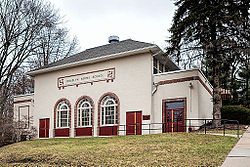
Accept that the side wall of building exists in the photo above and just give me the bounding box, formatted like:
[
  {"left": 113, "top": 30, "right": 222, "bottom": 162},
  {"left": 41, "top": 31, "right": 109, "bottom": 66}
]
[
  {"left": 197, "top": 71, "right": 213, "bottom": 120},
  {"left": 13, "top": 94, "right": 34, "bottom": 129},
  {"left": 152, "top": 69, "right": 213, "bottom": 133}
]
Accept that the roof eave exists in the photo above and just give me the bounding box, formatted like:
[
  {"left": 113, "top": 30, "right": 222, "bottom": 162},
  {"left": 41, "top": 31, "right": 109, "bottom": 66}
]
[{"left": 27, "top": 45, "right": 159, "bottom": 76}]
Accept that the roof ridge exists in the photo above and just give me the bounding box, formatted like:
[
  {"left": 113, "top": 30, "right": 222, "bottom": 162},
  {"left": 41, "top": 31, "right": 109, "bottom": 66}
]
[
  {"left": 126, "top": 39, "right": 156, "bottom": 46},
  {"left": 85, "top": 39, "right": 132, "bottom": 51}
]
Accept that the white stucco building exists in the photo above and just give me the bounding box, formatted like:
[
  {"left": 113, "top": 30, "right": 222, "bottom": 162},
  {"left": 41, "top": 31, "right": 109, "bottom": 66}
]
[{"left": 14, "top": 37, "right": 213, "bottom": 138}]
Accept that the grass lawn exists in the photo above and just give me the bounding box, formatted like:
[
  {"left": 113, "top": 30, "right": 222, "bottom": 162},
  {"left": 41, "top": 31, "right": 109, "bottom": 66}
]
[{"left": 0, "top": 133, "right": 238, "bottom": 166}]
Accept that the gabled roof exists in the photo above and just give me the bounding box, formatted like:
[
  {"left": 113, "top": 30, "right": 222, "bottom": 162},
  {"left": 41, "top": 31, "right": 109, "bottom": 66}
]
[
  {"left": 41, "top": 39, "right": 156, "bottom": 69},
  {"left": 28, "top": 39, "right": 158, "bottom": 76}
]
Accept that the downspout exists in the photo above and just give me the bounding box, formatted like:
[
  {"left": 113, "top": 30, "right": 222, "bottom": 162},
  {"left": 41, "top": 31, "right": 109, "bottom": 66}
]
[
  {"left": 151, "top": 81, "right": 159, "bottom": 130},
  {"left": 151, "top": 50, "right": 161, "bottom": 96},
  {"left": 150, "top": 50, "right": 161, "bottom": 132},
  {"left": 152, "top": 82, "right": 159, "bottom": 95}
]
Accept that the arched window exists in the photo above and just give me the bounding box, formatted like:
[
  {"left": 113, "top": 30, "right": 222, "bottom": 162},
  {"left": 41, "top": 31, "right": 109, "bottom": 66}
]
[
  {"left": 77, "top": 98, "right": 93, "bottom": 127},
  {"left": 101, "top": 95, "right": 118, "bottom": 125},
  {"left": 56, "top": 100, "right": 70, "bottom": 128}
]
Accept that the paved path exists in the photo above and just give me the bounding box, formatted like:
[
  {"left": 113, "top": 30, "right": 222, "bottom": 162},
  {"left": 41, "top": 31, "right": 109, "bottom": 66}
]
[
  {"left": 198, "top": 132, "right": 242, "bottom": 138},
  {"left": 222, "top": 127, "right": 250, "bottom": 167}
]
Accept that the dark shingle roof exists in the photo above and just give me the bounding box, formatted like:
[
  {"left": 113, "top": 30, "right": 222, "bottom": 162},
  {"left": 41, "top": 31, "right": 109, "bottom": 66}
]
[{"left": 41, "top": 39, "right": 156, "bottom": 70}]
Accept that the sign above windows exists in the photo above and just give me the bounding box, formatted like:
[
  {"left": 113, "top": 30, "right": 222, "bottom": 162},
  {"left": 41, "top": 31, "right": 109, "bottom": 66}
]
[{"left": 57, "top": 68, "right": 115, "bottom": 89}]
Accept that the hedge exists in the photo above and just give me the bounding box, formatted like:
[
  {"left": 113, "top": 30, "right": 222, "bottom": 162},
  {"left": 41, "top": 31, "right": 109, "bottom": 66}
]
[{"left": 221, "top": 105, "right": 250, "bottom": 125}]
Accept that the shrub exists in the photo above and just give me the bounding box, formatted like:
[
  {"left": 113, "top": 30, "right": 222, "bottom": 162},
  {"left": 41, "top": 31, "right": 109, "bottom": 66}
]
[
  {"left": 221, "top": 105, "right": 250, "bottom": 125},
  {"left": 0, "top": 115, "right": 37, "bottom": 147}
]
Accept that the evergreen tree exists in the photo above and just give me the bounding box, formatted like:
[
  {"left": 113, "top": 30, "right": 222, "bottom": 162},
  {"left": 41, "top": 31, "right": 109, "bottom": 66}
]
[
  {"left": 238, "top": 54, "right": 250, "bottom": 107},
  {"left": 167, "top": 0, "right": 250, "bottom": 126}
]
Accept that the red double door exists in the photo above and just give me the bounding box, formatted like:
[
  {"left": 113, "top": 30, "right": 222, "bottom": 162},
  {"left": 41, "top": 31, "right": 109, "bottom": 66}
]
[
  {"left": 39, "top": 118, "right": 50, "bottom": 138},
  {"left": 163, "top": 101, "right": 185, "bottom": 132},
  {"left": 126, "top": 111, "right": 142, "bottom": 135}
]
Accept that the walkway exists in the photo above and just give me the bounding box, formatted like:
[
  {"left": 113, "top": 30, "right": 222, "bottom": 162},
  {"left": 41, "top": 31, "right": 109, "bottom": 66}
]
[
  {"left": 222, "top": 127, "right": 250, "bottom": 167},
  {"left": 197, "top": 132, "right": 241, "bottom": 138}
]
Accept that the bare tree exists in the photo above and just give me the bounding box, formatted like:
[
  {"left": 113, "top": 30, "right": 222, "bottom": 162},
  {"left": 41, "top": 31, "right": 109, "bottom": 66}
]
[
  {"left": 12, "top": 68, "right": 34, "bottom": 95},
  {"left": 27, "top": 5, "right": 79, "bottom": 69},
  {"left": 0, "top": 0, "right": 50, "bottom": 116},
  {"left": 0, "top": 0, "right": 79, "bottom": 118},
  {"left": 0, "top": 114, "right": 37, "bottom": 146},
  {"left": 0, "top": 0, "right": 79, "bottom": 145}
]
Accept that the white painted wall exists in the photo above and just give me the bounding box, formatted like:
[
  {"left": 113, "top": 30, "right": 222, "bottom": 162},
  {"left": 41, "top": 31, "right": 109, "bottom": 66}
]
[
  {"left": 152, "top": 69, "right": 213, "bottom": 133},
  {"left": 13, "top": 94, "right": 34, "bottom": 128},
  {"left": 197, "top": 71, "right": 213, "bottom": 120},
  {"left": 33, "top": 52, "right": 152, "bottom": 137}
]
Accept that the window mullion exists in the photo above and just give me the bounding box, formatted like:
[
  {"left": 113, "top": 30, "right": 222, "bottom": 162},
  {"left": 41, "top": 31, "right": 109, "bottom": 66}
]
[
  {"left": 77, "top": 108, "right": 79, "bottom": 127},
  {"left": 60, "top": 110, "right": 62, "bottom": 128},
  {"left": 83, "top": 108, "right": 85, "bottom": 127},
  {"left": 104, "top": 107, "right": 106, "bottom": 125},
  {"left": 67, "top": 109, "right": 69, "bottom": 127},
  {"left": 80, "top": 107, "right": 82, "bottom": 127},
  {"left": 89, "top": 107, "right": 91, "bottom": 126},
  {"left": 114, "top": 105, "right": 116, "bottom": 125},
  {"left": 102, "top": 107, "right": 104, "bottom": 125},
  {"left": 78, "top": 108, "right": 79, "bottom": 127},
  {"left": 59, "top": 110, "right": 61, "bottom": 128}
]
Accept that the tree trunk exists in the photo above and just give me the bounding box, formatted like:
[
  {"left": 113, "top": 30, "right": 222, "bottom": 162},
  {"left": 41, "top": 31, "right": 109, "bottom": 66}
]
[
  {"left": 213, "top": 63, "right": 222, "bottom": 127},
  {"left": 245, "top": 56, "right": 249, "bottom": 107}
]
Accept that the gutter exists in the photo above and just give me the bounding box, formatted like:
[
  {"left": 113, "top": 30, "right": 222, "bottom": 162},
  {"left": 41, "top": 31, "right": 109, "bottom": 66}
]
[
  {"left": 153, "top": 68, "right": 213, "bottom": 90},
  {"left": 13, "top": 93, "right": 34, "bottom": 98},
  {"left": 151, "top": 50, "right": 162, "bottom": 57}
]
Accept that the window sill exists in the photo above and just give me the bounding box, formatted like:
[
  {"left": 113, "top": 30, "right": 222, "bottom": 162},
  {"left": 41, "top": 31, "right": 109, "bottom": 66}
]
[
  {"left": 55, "top": 127, "right": 70, "bottom": 129},
  {"left": 100, "top": 124, "right": 118, "bottom": 127},
  {"left": 76, "top": 126, "right": 92, "bottom": 128}
]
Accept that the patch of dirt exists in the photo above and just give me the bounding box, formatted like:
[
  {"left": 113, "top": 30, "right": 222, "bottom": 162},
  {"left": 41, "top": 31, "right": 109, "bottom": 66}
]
[{"left": 7, "top": 157, "right": 38, "bottom": 163}]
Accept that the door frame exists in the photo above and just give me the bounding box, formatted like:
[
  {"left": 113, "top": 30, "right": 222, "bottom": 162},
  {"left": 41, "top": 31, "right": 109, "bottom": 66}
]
[
  {"left": 162, "top": 98, "right": 187, "bottom": 132},
  {"left": 126, "top": 111, "right": 142, "bottom": 135},
  {"left": 39, "top": 118, "right": 50, "bottom": 138}
]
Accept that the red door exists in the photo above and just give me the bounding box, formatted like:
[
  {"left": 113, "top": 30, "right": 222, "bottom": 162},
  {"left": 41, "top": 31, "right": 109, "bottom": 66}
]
[
  {"left": 126, "top": 111, "right": 142, "bottom": 135},
  {"left": 163, "top": 101, "right": 185, "bottom": 132},
  {"left": 39, "top": 118, "right": 49, "bottom": 138}
]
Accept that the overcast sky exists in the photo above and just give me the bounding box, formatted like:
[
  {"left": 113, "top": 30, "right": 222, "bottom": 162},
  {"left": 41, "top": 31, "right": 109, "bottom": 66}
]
[{"left": 47, "top": 0, "right": 176, "bottom": 51}]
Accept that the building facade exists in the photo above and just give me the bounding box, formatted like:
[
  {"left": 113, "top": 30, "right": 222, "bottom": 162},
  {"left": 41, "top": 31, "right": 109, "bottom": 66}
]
[{"left": 13, "top": 38, "right": 213, "bottom": 138}]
